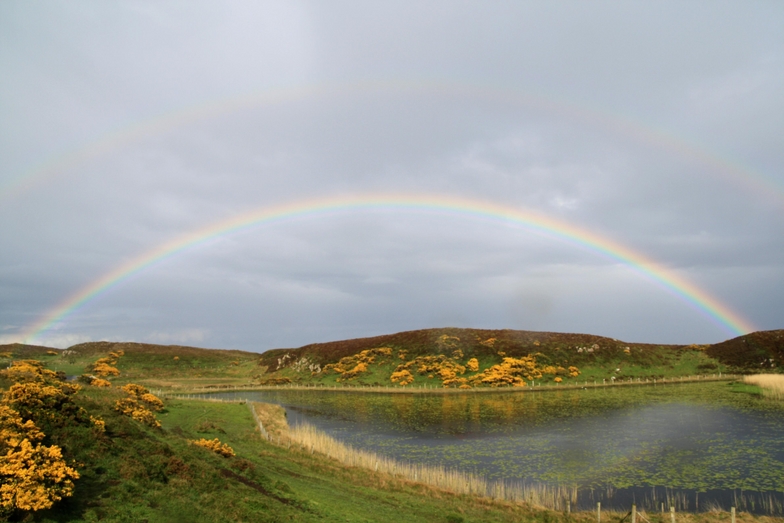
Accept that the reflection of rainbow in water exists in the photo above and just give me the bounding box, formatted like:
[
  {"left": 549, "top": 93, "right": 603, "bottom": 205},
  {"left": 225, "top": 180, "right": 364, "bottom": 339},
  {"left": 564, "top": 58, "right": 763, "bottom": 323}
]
[
  {"left": 2, "top": 80, "right": 783, "bottom": 209},
  {"left": 20, "top": 193, "right": 755, "bottom": 344}
]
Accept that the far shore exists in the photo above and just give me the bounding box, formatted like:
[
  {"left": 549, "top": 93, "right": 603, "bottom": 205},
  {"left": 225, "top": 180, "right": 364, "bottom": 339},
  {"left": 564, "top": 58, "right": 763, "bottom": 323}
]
[{"left": 162, "top": 373, "right": 736, "bottom": 396}]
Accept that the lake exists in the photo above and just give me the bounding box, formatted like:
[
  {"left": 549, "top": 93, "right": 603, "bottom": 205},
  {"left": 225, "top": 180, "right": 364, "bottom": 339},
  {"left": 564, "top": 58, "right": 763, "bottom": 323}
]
[{"left": 211, "top": 382, "right": 784, "bottom": 513}]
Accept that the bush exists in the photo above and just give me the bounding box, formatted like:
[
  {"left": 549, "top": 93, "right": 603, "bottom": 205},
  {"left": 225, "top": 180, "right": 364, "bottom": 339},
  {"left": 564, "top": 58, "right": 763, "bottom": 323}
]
[{"left": 191, "top": 438, "right": 235, "bottom": 458}]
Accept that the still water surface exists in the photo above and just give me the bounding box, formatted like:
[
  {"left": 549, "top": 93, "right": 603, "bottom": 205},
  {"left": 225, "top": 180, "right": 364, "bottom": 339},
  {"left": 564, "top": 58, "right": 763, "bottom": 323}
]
[{"left": 214, "top": 382, "right": 784, "bottom": 512}]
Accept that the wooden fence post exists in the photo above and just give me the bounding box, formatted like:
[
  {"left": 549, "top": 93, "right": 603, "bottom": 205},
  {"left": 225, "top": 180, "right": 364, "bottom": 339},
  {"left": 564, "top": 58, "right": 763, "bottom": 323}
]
[
  {"left": 670, "top": 506, "right": 675, "bottom": 523},
  {"left": 631, "top": 504, "right": 636, "bottom": 523},
  {"left": 731, "top": 507, "right": 736, "bottom": 523},
  {"left": 597, "top": 502, "right": 601, "bottom": 522}
]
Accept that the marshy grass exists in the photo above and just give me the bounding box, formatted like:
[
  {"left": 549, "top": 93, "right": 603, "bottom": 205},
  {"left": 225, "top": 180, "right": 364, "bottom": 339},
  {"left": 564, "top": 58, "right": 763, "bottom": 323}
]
[
  {"left": 743, "top": 374, "right": 784, "bottom": 400},
  {"left": 254, "top": 397, "right": 784, "bottom": 517},
  {"left": 286, "top": 421, "right": 577, "bottom": 510}
]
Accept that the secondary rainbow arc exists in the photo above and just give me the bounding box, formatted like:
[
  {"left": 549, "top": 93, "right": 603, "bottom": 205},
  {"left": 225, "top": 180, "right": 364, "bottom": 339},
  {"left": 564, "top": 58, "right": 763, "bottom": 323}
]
[
  {"left": 21, "top": 193, "right": 755, "bottom": 344},
  {"left": 3, "top": 80, "right": 782, "bottom": 210}
]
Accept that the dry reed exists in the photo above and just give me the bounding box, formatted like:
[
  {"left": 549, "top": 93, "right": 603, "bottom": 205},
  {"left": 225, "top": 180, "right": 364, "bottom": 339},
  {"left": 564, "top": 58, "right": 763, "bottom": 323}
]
[{"left": 743, "top": 374, "right": 784, "bottom": 400}]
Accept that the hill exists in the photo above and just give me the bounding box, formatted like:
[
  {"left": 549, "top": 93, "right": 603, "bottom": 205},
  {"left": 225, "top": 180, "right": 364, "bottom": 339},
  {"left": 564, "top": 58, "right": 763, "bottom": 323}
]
[
  {"left": 256, "top": 327, "right": 728, "bottom": 389},
  {"left": 0, "top": 341, "right": 264, "bottom": 391},
  {"left": 707, "top": 329, "right": 784, "bottom": 370},
  {"left": 4, "top": 327, "right": 782, "bottom": 391}
]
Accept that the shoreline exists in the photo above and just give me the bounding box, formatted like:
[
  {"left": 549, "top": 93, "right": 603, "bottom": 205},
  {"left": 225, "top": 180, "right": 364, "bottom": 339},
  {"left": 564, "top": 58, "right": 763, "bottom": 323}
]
[{"left": 163, "top": 373, "right": 737, "bottom": 396}]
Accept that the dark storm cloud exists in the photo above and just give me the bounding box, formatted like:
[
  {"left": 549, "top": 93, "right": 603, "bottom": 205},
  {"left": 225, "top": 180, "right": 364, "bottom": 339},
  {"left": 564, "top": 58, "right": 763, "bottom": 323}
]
[{"left": 1, "top": 1, "right": 782, "bottom": 350}]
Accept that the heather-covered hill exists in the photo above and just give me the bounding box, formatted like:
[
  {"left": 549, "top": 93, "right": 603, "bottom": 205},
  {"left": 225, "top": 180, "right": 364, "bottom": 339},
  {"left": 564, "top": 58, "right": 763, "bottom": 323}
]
[
  {"left": 258, "top": 327, "right": 683, "bottom": 370},
  {"left": 0, "top": 342, "right": 63, "bottom": 358},
  {"left": 707, "top": 329, "right": 784, "bottom": 371},
  {"left": 256, "top": 327, "right": 720, "bottom": 388}
]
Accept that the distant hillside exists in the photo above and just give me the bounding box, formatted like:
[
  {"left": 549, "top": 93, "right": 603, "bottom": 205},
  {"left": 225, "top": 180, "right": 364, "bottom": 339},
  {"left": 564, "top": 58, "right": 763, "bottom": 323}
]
[
  {"left": 4, "top": 327, "right": 781, "bottom": 390},
  {"left": 258, "top": 327, "right": 683, "bottom": 370},
  {"left": 0, "top": 342, "right": 62, "bottom": 358},
  {"left": 707, "top": 329, "right": 784, "bottom": 371},
  {"left": 255, "top": 327, "right": 719, "bottom": 388},
  {"left": 1, "top": 341, "right": 265, "bottom": 390}
]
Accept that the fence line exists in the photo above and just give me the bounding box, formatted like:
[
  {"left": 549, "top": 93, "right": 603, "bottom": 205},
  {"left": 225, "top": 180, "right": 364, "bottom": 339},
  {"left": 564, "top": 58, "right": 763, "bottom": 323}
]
[{"left": 247, "top": 402, "right": 270, "bottom": 441}]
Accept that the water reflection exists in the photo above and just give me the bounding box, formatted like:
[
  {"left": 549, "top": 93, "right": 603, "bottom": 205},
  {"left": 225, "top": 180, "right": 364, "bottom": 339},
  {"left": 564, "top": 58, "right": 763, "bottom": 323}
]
[{"left": 212, "top": 383, "right": 784, "bottom": 512}]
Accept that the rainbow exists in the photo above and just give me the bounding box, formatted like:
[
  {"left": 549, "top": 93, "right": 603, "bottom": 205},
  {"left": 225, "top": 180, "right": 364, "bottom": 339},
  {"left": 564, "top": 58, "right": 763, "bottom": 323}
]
[
  {"left": 21, "top": 193, "right": 755, "bottom": 344},
  {"left": 3, "top": 80, "right": 783, "bottom": 209}
]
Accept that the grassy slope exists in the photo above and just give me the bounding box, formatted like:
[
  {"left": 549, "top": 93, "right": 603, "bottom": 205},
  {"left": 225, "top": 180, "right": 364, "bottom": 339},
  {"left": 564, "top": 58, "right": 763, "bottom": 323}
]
[{"left": 0, "top": 342, "right": 263, "bottom": 390}]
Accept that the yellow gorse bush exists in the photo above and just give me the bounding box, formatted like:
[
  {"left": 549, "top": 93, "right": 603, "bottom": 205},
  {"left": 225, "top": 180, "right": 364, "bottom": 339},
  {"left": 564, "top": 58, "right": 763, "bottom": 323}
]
[
  {"left": 391, "top": 355, "right": 468, "bottom": 387},
  {"left": 114, "top": 384, "right": 164, "bottom": 428},
  {"left": 89, "top": 416, "right": 106, "bottom": 433},
  {"left": 0, "top": 435, "right": 79, "bottom": 512},
  {"left": 390, "top": 369, "right": 414, "bottom": 386},
  {"left": 1, "top": 361, "right": 60, "bottom": 385},
  {"left": 114, "top": 398, "right": 161, "bottom": 428},
  {"left": 91, "top": 363, "right": 119, "bottom": 377},
  {"left": 191, "top": 438, "right": 235, "bottom": 458},
  {"left": 3, "top": 382, "right": 75, "bottom": 420},
  {"left": 0, "top": 367, "right": 80, "bottom": 513},
  {"left": 90, "top": 352, "right": 122, "bottom": 378},
  {"left": 80, "top": 350, "right": 125, "bottom": 386},
  {"left": 323, "top": 348, "right": 393, "bottom": 381},
  {"left": 1, "top": 362, "right": 84, "bottom": 427},
  {"left": 469, "top": 356, "right": 540, "bottom": 387},
  {"left": 468, "top": 355, "right": 580, "bottom": 386}
]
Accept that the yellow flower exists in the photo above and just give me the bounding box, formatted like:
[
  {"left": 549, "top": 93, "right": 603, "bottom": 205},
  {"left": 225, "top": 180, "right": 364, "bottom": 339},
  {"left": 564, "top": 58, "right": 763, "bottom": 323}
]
[
  {"left": 191, "top": 438, "right": 235, "bottom": 457},
  {"left": 0, "top": 405, "right": 79, "bottom": 512}
]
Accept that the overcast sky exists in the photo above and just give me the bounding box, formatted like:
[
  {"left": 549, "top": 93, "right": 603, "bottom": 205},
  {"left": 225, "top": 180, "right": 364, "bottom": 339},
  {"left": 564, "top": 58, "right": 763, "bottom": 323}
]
[{"left": 1, "top": 1, "right": 782, "bottom": 351}]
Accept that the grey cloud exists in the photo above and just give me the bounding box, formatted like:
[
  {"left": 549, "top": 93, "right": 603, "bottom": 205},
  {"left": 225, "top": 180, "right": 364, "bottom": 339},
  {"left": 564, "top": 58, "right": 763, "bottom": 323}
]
[{"left": 1, "top": 1, "right": 782, "bottom": 350}]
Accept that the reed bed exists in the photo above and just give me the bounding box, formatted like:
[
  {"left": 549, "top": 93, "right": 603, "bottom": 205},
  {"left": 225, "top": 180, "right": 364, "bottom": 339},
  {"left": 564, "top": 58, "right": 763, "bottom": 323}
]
[
  {"left": 287, "top": 422, "right": 577, "bottom": 510},
  {"left": 743, "top": 374, "right": 784, "bottom": 400}
]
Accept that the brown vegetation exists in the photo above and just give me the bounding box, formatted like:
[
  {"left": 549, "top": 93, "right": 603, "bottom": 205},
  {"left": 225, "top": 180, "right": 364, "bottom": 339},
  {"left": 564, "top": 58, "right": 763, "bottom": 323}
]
[
  {"left": 744, "top": 374, "right": 784, "bottom": 400},
  {"left": 708, "top": 329, "right": 784, "bottom": 370}
]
